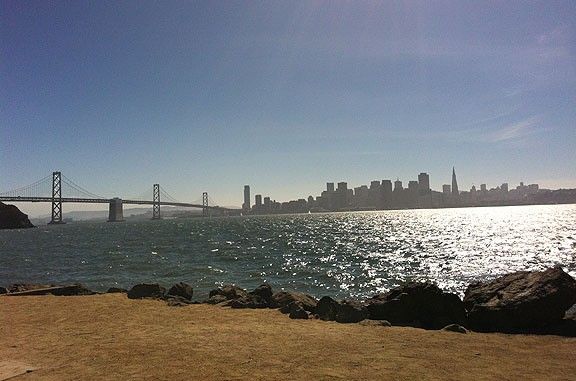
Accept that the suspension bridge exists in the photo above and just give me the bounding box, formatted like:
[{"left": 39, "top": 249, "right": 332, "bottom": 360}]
[{"left": 0, "top": 172, "right": 237, "bottom": 224}]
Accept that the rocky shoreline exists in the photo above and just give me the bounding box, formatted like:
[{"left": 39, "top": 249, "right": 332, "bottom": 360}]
[{"left": 2, "top": 266, "right": 575, "bottom": 337}]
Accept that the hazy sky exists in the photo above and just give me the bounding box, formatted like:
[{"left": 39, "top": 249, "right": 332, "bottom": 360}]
[{"left": 2, "top": 1, "right": 575, "bottom": 215}]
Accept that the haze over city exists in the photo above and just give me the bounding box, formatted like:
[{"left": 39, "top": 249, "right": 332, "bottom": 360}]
[{"left": 2, "top": 1, "right": 575, "bottom": 217}]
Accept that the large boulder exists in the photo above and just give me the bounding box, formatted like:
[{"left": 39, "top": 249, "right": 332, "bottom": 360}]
[
  {"left": 463, "top": 266, "right": 576, "bottom": 333},
  {"left": 287, "top": 302, "right": 311, "bottom": 319},
  {"left": 0, "top": 202, "right": 34, "bottom": 229},
  {"left": 272, "top": 291, "right": 317, "bottom": 313},
  {"left": 250, "top": 284, "right": 274, "bottom": 304},
  {"left": 365, "top": 282, "right": 466, "bottom": 329},
  {"left": 336, "top": 300, "right": 369, "bottom": 323},
  {"left": 127, "top": 283, "right": 166, "bottom": 299},
  {"left": 167, "top": 282, "right": 193, "bottom": 300},
  {"left": 316, "top": 297, "right": 368, "bottom": 323},
  {"left": 315, "top": 296, "right": 339, "bottom": 321}
]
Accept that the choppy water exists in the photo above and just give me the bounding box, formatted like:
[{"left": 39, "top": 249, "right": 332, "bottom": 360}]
[{"left": 1, "top": 205, "right": 575, "bottom": 299}]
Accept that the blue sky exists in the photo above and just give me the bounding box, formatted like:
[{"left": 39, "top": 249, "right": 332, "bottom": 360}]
[{"left": 1, "top": 1, "right": 575, "bottom": 215}]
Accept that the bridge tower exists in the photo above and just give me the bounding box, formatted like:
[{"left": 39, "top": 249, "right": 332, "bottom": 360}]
[
  {"left": 152, "top": 184, "right": 161, "bottom": 220},
  {"left": 48, "top": 171, "right": 64, "bottom": 225},
  {"left": 202, "top": 192, "right": 208, "bottom": 217}
]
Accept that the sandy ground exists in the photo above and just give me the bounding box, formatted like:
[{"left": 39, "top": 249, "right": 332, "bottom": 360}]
[{"left": 1, "top": 294, "right": 575, "bottom": 381}]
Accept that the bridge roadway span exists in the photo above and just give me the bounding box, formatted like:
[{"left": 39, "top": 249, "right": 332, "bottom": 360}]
[
  {"left": 0, "top": 196, "right": 230, "bottom": 222},
  {"left": 0, "top": 196, "right": 211, "bottom": 208}
]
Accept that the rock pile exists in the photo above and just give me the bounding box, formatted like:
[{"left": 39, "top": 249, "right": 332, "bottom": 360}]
[{"left": 3, "top": 267, "right": 574, "bottom": 336}]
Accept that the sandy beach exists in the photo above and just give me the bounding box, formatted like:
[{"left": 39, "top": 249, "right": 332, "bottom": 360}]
[{"left": 1, "top": 294, "right": 575, "bottom": 381}]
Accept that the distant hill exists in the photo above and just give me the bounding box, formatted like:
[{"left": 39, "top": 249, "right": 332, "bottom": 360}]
[{"left": 0, "top": 202, "right": 35, "bottom": 229}]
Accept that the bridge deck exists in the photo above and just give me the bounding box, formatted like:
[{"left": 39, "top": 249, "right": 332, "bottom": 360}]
[{"left": 0, "top": 197, "right": 230, "bottom": 210}]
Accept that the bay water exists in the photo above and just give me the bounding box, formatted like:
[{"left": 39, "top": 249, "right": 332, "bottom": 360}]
[{"left": 1, "top": 204, "right": 575, "bottom": 300}]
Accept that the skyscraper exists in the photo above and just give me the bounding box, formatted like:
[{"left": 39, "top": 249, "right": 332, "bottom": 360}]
[
  {"left": 418, "top": 172, "right": 430, "bottom": 193},
  {"left": 243, "top": 185, "right": 251, "bottom": 211},
  {"left": 451, "top": 167, "right": 459, "bottom": 196}
]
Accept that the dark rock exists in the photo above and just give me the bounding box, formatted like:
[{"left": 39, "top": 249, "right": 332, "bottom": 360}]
[
  {"left": 167, "top": 282, "right": 193, "bottom": 300},
  {"left": 442, "top": 324, "right": 468, "bottom": 334},
  {"left": 286, "top": 302, "right": 310, "bottom": 319},
  {"left": 106, "top": 287, "right": 127, "bottom": 294},
  {"left": 315, "top": 296, "right": 339, "bottom": 321},
  {"left": 249, "top": 284, "right": 274, "bottom": 304},
  {"left": 208, "top": 285, "right": 248, "bottom": 300},
  {"left": 463, "top": 266, "right": 576, "bottom": 333},
  {"left": 127, "top": 283, "right": 166, "bottom": 299},
  {"left": 225, "top": 284, "right": 275, "bottom": 309},
  {"left": 272, "top": 291, "right": 317, "bottom": 313},
  {"left": 565, "top": 304, "right": 576, "bottom": 320},
  {"left": 335, "top": 300, "right": 369, "bottom": 323},
  {"left": 0, "top": 202, "right": 34, "bottom": 229},
  {"left": 359, "top": 319, "right": 392, "bottom": 327},
  {"left": 535, "top": 319, "right": 576, "bottom": 337},
  {"left": 315, "top": 297, "right": 368, "bottom": 323},
  {"left": 203, "top": 294, "right": 228, "bottom": 305},
  {"left": 6, "top": 284, "right": 96, "bottom": 296},
  {"left": 0, "top": 287, "right": 7, "bottom": 294},
  {"left": 366, "top": 282, "right": 466, "bottom": 330}
]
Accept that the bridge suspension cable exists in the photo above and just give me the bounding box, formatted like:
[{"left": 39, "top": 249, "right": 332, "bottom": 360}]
[
  {"left": 159, "top": 186, "right": 179, "bottom": 203},
  {"left": 207, "top": 195, "right": 220, "bottom": 207},
  {"left": 61, "top": 174, "right": 104, "bottom": 199},
  {"left": 0, "top": 175, "right": 52, "bottom": 198}
]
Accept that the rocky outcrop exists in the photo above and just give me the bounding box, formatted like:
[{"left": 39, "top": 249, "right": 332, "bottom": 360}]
[
  {"left": 167, "top": 282, "right": 193, "bottom": 300},
  {"left": 0, "top": 287, "right": 7, "bottom": 294},
  {"left": 365, "top": 282, "right": 466, "bottom": 329},
  {"left": 463, "top": 266, "right": 576, "bottom": 333},
  {"left": 0, "top": 202, "right": 34, "bottom": 229},
  {"left": 127, "top": 283, "right": 166, "bottom": 299}
]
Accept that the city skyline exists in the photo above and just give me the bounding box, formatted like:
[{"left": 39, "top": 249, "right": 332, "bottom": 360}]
[
  {"left": 243, "top": 167, "right": 567, "bottom": 215},
  {"left": 2, "top": 2, "right": 575, "bottom": 214},
  {"left": 2, "top": 165, "right": 575, "bottom": 218}
]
